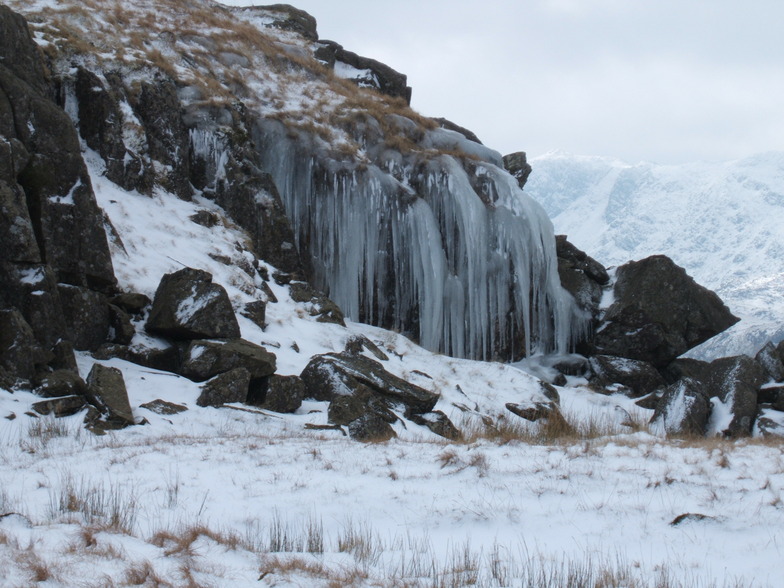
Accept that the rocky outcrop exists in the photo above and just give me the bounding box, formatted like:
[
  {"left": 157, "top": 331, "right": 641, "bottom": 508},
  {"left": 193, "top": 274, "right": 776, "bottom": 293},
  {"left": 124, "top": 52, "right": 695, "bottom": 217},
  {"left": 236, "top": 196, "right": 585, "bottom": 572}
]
[
  {"left": 146, "top": 268, "right": 240, "bottom": 340},
  {"left": 502, "top": 152, "right": 533, "bottom": 189},
  {"left": 588, "top": 256, "right": 739, "bottom": 367}
]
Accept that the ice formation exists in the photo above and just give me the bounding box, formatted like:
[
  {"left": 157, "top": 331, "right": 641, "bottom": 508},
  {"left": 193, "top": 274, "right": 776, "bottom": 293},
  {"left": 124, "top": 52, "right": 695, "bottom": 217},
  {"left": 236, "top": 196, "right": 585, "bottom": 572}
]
[{"left": 250, "top": 121, "right": 586, "bottom": 361}]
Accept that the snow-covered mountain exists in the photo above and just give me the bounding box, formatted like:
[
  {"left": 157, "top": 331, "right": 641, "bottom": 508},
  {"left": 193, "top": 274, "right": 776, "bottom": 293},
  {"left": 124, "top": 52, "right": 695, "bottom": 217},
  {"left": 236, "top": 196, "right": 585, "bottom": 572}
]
[{"left": 525, "top": 151, "right": 784, "bottom": 359}]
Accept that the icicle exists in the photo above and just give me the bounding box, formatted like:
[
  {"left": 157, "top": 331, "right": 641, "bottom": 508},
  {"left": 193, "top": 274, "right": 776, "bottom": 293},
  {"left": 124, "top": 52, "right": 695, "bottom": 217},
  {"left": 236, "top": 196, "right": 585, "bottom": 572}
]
[{"left": 252, "top": 120, "right": 587, "bottom": 361}]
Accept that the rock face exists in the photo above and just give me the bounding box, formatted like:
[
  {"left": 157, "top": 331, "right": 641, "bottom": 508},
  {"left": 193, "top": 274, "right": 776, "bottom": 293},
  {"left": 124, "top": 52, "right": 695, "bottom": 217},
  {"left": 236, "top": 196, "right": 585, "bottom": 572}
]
[
  {"left": 0, "top": 5, "right": 118, "bottom": 382},
  {"left": 590, "top": 256, "right": 739, "bottom": 367},
  {"left": 147, "top": 268, "right": 240, "bottom": 340}
]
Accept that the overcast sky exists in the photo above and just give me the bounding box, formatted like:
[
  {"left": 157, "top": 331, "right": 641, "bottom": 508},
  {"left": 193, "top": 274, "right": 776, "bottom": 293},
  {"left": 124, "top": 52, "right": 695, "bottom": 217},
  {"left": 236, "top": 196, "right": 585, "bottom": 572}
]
[{"left": 222, "top": 0, "right": 784, "bottom": 164}]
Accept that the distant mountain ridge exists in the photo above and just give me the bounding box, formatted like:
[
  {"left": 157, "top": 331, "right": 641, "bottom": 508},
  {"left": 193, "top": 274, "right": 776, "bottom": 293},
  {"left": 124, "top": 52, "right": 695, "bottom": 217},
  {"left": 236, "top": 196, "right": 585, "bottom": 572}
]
[{"left": 525, "top": 151, "right": 784, "bottom": 359}]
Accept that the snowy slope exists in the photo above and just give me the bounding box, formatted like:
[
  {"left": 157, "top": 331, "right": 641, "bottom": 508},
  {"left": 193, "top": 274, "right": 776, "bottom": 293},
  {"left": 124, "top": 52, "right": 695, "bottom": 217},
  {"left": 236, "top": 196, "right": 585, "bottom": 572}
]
[{"left": 525, "top": 151, "right": 784, "bottom": 359}]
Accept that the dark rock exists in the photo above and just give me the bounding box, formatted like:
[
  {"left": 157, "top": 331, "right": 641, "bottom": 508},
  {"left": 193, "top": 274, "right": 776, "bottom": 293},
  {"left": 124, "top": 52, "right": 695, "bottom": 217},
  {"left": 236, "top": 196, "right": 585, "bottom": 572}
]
[
  {"left": 189, "top": 210, "right": 221, "bottom": 228},
  {"left": 550, "top": 355, "right": 590, "bottom": 378},
  {"left": 85, "top": 363, "right": 134, "bottom": 426},
  {"left": 289, "top": 282, "right": 345, "bottom": 325},
  {"left": 57, "top": 285, "right": 110, "bottom": 351},
  {"left": 248, "top": 374, "right": 304, "bottom": 413},
  {"left": 757, "top": 417, "right": 784, "bottom": 438},
  {"left": 502, "top": 152, "right": 532, "bottom": 189},
  {"left": 555, "top": 236, "right": 610, "bottom": 285},
  {"left": 344, "top": 335, "right": 389, "bottom": 361},
  {"left": 49, "top": 339, "right": 78, "bottom": 372},
  {"left": 433, "top": 118, "right": 482, "bottom": 145},
  {"left": 590, "top": 256, "right": 739, "bottom": 368},
  {"left": 0, "top": 5, "right": 49, "bottom": 96},
  {"left": 706, "top": 355, "right": 766, "bottom": 437},
  {"left": 147, "top": 268, "right": 240, "bottom": 339},
  {"left": 670, "top": 513, "right": 715, "bottom": 526},
  {"left": 93, "top": 342, "right": 180, "bottom": 374},
  {"left": 660, "top": 357, "right": 712, "bottom": 386},
  {"left": 315, "top": 40, "right": 412, "bottom": 103},
  {"left": 180, "top": 338, "right": 276, "bottom": 383},
  {"left": 109, "top": 292, "right": 151, "bottom": 316},
  {"left": 241, "top": 4, "right": 318, "bottom": 40},
  {"left": 139, "top": 399, "right": 188, "bottom": 415},
  {"left": 32, "top": 395, "right": 87, "bottom": 418},
  {"left": 755, "top": 342, "right": 784, "bottom": 382},
  {"left": 758, "top": 384, "right": 784, "bottom": 411},
  {"left": 0, "top": 308, "right": 49, "bottom": 380},
  {"left": 240, "top": 300, "right": 267, "bottom": 330},
  {"left": 0, "top": 176, "right": 40, "bottom": 264},
  {"left": 635, "top": 391, "right": 663, "bottom": 410},
  {"left": 539, "top": 381, "right": 561, "bottom": 403},
  {"left": 108, "top": 304, "right": 135, "bottom": 345},
  {"left": 347, "top": 412, "right": 397, "bottom": 442},
  {"left": 300, "top": 353, "right": 438, "bottom": 414},
  {"left": 407, "top": 410, "right": 462, "bottom": 441},
  {"left": 650, "top": 378, "right": 711, "bottom": 436},
  {"left": 197, "top": 367, "right": 251, "bottom": 407},
  {"left": 506, "top": 401, "right": 558, "bottom": 422},
  {"left": 33, "top": 370, "right": 87, "bottom": 398},
  {"left": 589, "top": 355, "right": 666, "bottom": 398},
  {"left": 327, "top": 383, "right": 392, "bottom": 426},
  {"left": 554, "top": 236, "right": 609, "bottom": 322}
]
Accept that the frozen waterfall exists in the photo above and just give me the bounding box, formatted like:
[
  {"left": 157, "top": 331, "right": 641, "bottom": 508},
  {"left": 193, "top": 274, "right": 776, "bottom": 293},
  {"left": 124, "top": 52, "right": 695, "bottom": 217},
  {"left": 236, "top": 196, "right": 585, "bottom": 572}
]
[{"left": 252, "top": 120, "right": 586, "bottom": 361}]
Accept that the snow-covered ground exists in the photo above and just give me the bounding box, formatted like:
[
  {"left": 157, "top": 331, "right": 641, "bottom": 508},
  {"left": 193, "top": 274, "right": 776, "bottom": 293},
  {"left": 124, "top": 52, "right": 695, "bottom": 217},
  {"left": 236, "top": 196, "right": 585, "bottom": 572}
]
[
  {"left": 2, "top": 159, "right": 784, "bottom": 586},
  {"left": 525, "top": 151, "right": 784, "bottom": 359}
]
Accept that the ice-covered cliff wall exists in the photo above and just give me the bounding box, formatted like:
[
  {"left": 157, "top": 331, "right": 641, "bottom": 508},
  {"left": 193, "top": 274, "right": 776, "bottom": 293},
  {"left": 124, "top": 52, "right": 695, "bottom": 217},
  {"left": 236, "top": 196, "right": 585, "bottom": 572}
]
[{"left": 254, "top": 121, "right": 585, "bottom": 360}]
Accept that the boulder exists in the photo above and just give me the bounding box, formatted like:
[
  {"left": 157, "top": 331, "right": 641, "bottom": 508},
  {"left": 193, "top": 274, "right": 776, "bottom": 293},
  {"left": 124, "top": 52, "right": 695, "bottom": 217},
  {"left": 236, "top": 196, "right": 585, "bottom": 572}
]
[
  {"left": 110, "top": 292, "right": 151, "bottom": 316},
  {"left": 554, "top": 236, "right": 609, "bottom": 322},
  {"left": 32, "top": 395, "right": 87, "bottom": 418},
  {"left": 660, "top": 357, "right": 712, "bottom": 386},
  {"left": 146, "top": 268, "right": 240, "bottom": 340},
  {"left": 139, "top": 399, "right": 188, "bottom": 415},
  {"left": 197, "top": 367, "right": 251, "bottom": 407},
  {"left": 93, "top": 342, "right": 180, "bottom": 374},
  {"left": 300, "top": 353, "right": 438, "bottom": 414},
  {"left": 706, "top": 355, "right": 767, "bottom": 437},
  {"left": 407, "top": 410, "right": 462, "bottom": 441},
  {"left": 347, "top": 412, "right": 397, "bottom": 442},
  {"left": 85, "top": 364, "right": 134, "bottom": 426},
  {"left": 506, "top": 401, "right": 558, "bottom": 422},
  {"left": 108, "top": 304, "right": 136, "bottom": 345},
  {"left": 248, "top": 374, "right": 304, "bottom": 413},
  {"left": 589, "top": 355, "right": 666, "bottom": 398},
  {"left": 180, "top": 338, "right": 276, "bottom": 382},
  {"left": 758, "top": 384, "right": 784, "bottom": 411},
  {"left": 755, "top": 342, "right": 784, "bottom": 382},
  {"left": 240, "top": 300, "right": 267, "bottom": 330},
  {"left": 590, "top": 256, "right": 739, "bottom": 367},
  {"left": 344, "top": 334, "right": 389, "bottom": 361},
  {"left": 33, "top": 370, "right": 87, "bottom": 398},
  {"left": 502, "top": 152, "right": 532, "bottom": 189},
  {"left": 650, "top": 378, "right": 711, "bottom": 437}
]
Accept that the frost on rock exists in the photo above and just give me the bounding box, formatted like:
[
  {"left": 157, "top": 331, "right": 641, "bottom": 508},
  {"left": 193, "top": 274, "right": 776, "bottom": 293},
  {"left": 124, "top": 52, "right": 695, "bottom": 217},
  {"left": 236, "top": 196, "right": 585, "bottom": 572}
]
[{"left": 254, "top": 121, "right": 586, "bottom": 361}]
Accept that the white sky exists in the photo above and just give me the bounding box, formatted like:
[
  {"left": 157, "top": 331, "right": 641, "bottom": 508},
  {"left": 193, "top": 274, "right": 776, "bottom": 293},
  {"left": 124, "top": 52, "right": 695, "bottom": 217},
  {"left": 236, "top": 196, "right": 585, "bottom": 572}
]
[{"left": 221, "top": 1, "right": 784, "bottom": 164}]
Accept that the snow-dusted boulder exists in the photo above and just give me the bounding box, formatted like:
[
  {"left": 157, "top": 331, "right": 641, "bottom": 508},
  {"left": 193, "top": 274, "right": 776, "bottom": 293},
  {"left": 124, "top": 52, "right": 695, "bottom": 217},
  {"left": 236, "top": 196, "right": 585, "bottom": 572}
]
[
  {"left": 197, "top": 367, "right": 251, "bottom": 408},
  {"left": 180, "top": 338, "right": 277, "bottom": 383},
  {"left": 248, "top": 374, "right": 305, "bottom": 414},
  {"left": 0, "top": 308, "right": 48, "bottom": 381},
  {"left": 707, "top": 355, "right": 767, "bottom": 437},
  {"left": 147, "top": 268, "right": 240, "bottom": 340},
  {"left": 85, "top": 363, "right": 133, "bottom": 428},
  {"left": 590, "top": 255, "right": 739, "bottom": 367},
  {"left": 650, "top": 378, "right": 711, "bottom": 436},
  {"left": 755, "top": 341, "right": 784, "bottom": 382},
  {"left": 589, "top": 355, "right": 666, "bottom": 398}
]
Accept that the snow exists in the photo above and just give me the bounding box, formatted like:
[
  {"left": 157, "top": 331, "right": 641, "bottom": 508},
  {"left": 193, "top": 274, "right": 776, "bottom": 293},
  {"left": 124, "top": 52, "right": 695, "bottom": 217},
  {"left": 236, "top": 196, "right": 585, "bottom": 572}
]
[
  {"left": 2, "top": 153, "right": 783, "bottom": 585},
  {"left": 526, "top": 151, "right": 784, "bottom": 359}
]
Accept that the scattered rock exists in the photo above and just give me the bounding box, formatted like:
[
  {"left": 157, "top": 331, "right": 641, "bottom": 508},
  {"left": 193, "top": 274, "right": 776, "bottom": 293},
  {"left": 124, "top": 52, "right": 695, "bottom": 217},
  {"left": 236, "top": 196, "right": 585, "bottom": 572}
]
[
  {"left": 407, "top": 410, "right": 462, "bottom": 440},
  {"left": 139, "top": 399, "right": 188, "bottom": 415},
  {"left": 670, "top": 513, "right": 716, "bottom": 526},
  {"left": 147, "top": 268, "right": 240, "bottom": 339},
  {"left": 344, "top": 335, "right": 389, "bottom": 361},
  {"left": 31, "top": 395, "right": 87, "bottom": 418},
  {"left": 85, "top": 363, "right": 134, "bottom": 426},
  {"left": 197, "top": 367, "right": 251, "bottom": 407}
]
